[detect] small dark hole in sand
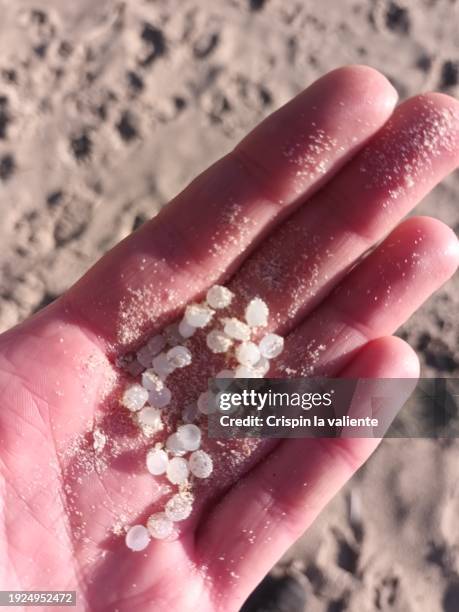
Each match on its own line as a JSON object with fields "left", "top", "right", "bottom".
{"left": 116, "top": 111, "right": 138, "bottom": 142}
{"left": 440, "top": 60, "right": 458, "bottom": 89}
{"left": 249, "top": 0, "right": 267, "bottom": 11}
{"left": 385, "top": 2, "right": 410, "bottom": 34}
{"left": 140, "top": 23, "right": 166, "bottom": 66}
{"left": 127, "top": 71, "right": 144, "bottom": 92}
{"left": 47, "top": 190, "right": 64, "bottom": 207}
{"left": 70, "top": 133, "right": 92, "bottom": 161}
{"left": 0, "top": 153, "right": 15, "bottom": 181}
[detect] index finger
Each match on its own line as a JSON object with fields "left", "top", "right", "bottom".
{"left": 63, "top": 66, "right": 397, "bottom": 351}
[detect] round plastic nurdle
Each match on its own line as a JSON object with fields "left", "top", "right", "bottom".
{"left": 167, "top": 346, "right": 192, "bottom": 368}
{"left": 184, "top": 303, "right": 214, "bottom": 328}
{"left": 152, "top": 353, "right": 175, "bottom": 379}
{"left": 165, "top": 493, "right": 194, "bottom": 522}
{"left": 176, "top": 424, "right": 201, "bottom": 451}
{"left": 189, "top": 450, "right": 213, "bottom": 479}
{"left": 223, "top": 318, "right": 251, "bottom": 341}
{"left": 166, "top": 433, "right": 187, "bottom": 456}
{"left": 259, "top": 333, "right": 284, "bottom": 359}
{"left": 197, "top": 390, "right": 216, "bottom": 415}
{"left": 206, "top": 329, "right": 233, "bottom": 353}
{"left": 178, "top": 318, "right": 196, "bottom": 339}
{"left": 146, "top": 448, "right": 168, "bottom": 475}
{"left": 166, "top": 457, "right": 189, "bottom": 485}
{"left": 147, "top": 513, "right": 173, "bottom": 540}
{"left": 125, "top": 524, "right": 150, "bottom": 551}
{"left": 235, "top": 341, "right": 261, "bottom": 366}
{"left": 147, "top": 335, "right": 166, "bottom": 356}
{"left": 138, "top": 406, "right": 163, "bottom": 430}
{"left": 245, "top": 297, "right": 269, "bottom": 327}
{"left": 122, "top": 384, "right": 149, "bottom": 412}
{"left": 206, "top": 285, "right": 234, "bottom": 309}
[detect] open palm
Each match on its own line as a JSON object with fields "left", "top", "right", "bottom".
{"left": 0, "top": 66, "right": 457, "bottom": 612}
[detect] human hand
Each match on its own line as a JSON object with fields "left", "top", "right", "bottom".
{"left": 0, "top": 66, "right": 457, "bottom": 611}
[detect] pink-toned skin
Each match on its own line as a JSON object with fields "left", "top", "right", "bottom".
{"left": 0, "top": 66, "right": 457, "bottom": 611}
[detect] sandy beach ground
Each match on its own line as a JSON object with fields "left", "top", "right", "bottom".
{"left": 0, "top": 1, "right": 458, "bottom": 610}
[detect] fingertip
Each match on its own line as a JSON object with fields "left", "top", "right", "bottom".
{"left": 322, "top": 64, "right": 399, "bottom": 111}
{"left": 399, "top": 215, "right": 459, "bottom": 278}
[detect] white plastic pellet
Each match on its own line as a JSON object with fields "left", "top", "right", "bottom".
{"left": 167, "top": 346, "right": 192, "bottom": 368}
{"left": 176, "top": 424, "right": 201, "bottom": 451}
{"left": 122, "top": 384, "right": 149, "bottom": 412}
{"left": 235, "top": 341, "right": 261, "bottom": 366}
{"left": 206, "top": 285, "right": 234, "bottom": 309}
{"left": 147, "top": 512, "right": 173, "bottom": 540}
{"left": 184, "top": 303, "right": 214, "bottom": 328}
{"left": 141, "top": 369, "right": 162, "bottom": 391}
{"left": 197, "top": 390, "right": 216, "bottom": 415}
{"left": 178, "top": 318, "right": 196, "bottom": 339}
{"left": 147, "top": 335, "right": 166, "bottom": 356}
{"left": 245, "top": 297, "right": 269, "bottom": 327}
{"left": 259, "top": 333, "right": 284, "bottom": 359}
{"left": 166, "top": 433, "right": 187, "bottom": 456}
{"left": 254, "top": 356, "right": 270, "bottom": 376}
{"left": 166, "top": 457, "right": 189, "bottom": 485}
{"left": 234, "top": 364, "right": 262, "bottom": 378}
{"left": 146, "top": 448, "right": 168, "bottom": 475}
{"left": 125, "top": 524, "right": 150, "bottom": 551}
{"left": 223, "top": 318, "right": 251, "bottom": 341}
{"left": 152, "top": 353, "right": 175, "bottom": 380}
{"left": 138, "top": 406, "right": 163, "bottom": 431}
{"left": 206, "top": 329, "right": 233, "bottom": 353}
{"left": 165, "top": 493, "right": 194, "bottom": 522}
{"left": 189, "top": 450, "right": 213, "bottom": 479}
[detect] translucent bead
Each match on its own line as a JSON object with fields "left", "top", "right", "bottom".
{"left": 206, "top": 329, "right": 232, "bottom": 353}
{"left": 182, "top": 402, "right": 198, "bottom": 423}
{"left": 122, "top": 384, "right": 149, "bottom": 412}
{"left": 234, "top": 365, "right": 261, "bottom": 378}
{"left": 141, "top": 369, "right": 162, "bottom": 391}
{"left": 216, "top": 369, "right": 234, "bottom": 379}
{"left": 176, "top": 424, "right": 201, "bottom": 451}
{"left": 178, "top": 318, "right": 196, "bottom": 339}
{"left": 147, "top": 334, "right": 166, "bottom": 356}
{"left": 166, "top": 457, "right": 189, "bottom": 485}
{"left": 167, "top": 346, "right": 192, "bottom": 368}
{"left": 245, "top": 297, "right": 269, "bottom": 327}
{"left": 147, "top": 512, "right": 173, "bottom": 540}
{"left": 184, "top": 303, "right": 214, "bottom": 328}
{"left": 189, "top": 450, "right": 213, "bottom": 479}
{"left": 206, "top": 285, "right": 234, "bottom": 309}
{"left": 166, "top": 433, "right": 187, "bottom": 456}
{"left": 197, "top": 390, "right": 216, "bottom": 415}
{"left": 125, "top": 524, "right": 150, "bottom": 551}
{"left": 223, "top": 318, "right": 251, "bottom": 341}
{"left": 235, "top": 341, "right": 261, "bottom": 366}
{"left": 259, "top": 333, "right": 284, "bottom": 359}
{"left": 148, "top": 383, "right": 171, "bottom": 409}
{"left": 152, "top": 353, "right": 175, "bottom": 379}
{"left": 136, "top": 345, "right": 153, "bottom": 368}
{"left": 165, "top": 493, "right": 194, "bottom": 522}
{"left": 163, "top": 323, "right": 182, "bottom": 347}
{"left": 146, "top": 448, "right": 168, "bottom": 475}
{"left": 138, "top": 406, "right": 163, "bottom": 431}
{"left": 214, "top": 369, "right": 234, "bottom": 390}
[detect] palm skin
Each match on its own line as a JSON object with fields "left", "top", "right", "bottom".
{"left": 0, "top": 66, "right": 458, "bottom": 612}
